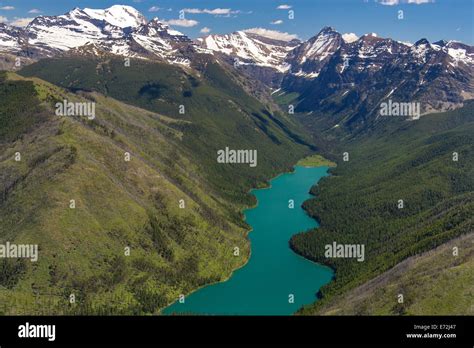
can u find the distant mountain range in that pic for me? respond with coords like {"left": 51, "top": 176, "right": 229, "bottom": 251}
{"left": 202, "top": 26, "right": 473, "bottom": 128}
{"left": 1, "top": 5, "right": 472, "bottom": 128}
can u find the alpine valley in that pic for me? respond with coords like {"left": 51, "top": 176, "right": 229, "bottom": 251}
{"left": 0, "top": 5, "right": 472, "bottom": 315}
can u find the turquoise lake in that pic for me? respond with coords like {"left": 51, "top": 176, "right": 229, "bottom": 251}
{"left": 163, "top": 165, "right": 334, "bottom": 315}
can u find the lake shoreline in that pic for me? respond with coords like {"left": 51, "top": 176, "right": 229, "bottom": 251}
{"left": 162, "top": 154, "right": 336, "bottom": 315}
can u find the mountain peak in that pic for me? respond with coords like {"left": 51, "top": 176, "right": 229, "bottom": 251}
{"left": 319, "top": 26, "right": 337, "bottom": 34}
{"left": 414, "top": 38, "right": 430, "bottom": 46}
{"left": 135, "top": 16, "right": 187, "bottom": 39}
{"left": 67, "top": 7, "right": 87, "bottom": 17}
{"left": 303, "top": 26, "right": 341, "bottom": 48}
{"left": 147, "top": 17, "right": 168, "bottom": 28}
{"left": 433, "top": 39, "right": 448, "bottom": 47}
{"left": 83, "top": 4, "right": 146, "bottom": 28}
{"left": 308, "top": 26, "right": 341, "bottom": 44}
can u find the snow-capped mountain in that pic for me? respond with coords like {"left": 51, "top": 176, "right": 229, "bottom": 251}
{"left": 82, "top": 5, "right": 146, "bottom": 28}
{"left": 290, "top": 33, "right": 473, "bottom": 127}
{"left": 0, "top": 4, "right": 472, "bottom": 120}
{"left": 0, "top": 23, "right": 28, "bottom": 53}
{"left": 199, "top": 25, "right": 473, "bottom": 115}
{"left": 0, "top": 5, "right": 193, "bottom": 64}
{"left": 197, "top": 29, "right": 301, "bottom": 87}
{"left": 200, "top": 25, "right": 473, "bottom": 81}
{"left": 27, "top": 7, "right": 113, "bottom": 53}
{"left": 432, "top": 40, "right": 474, "bottom": 66}
{"left": 286, "top": 26, "right": 344, "bottom": 79}
{"left": 198, "top": 29, "right": 300, "bottom": 73}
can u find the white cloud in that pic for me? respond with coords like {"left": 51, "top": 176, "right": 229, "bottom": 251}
{"left": 0, "top": 6, "right": 14, "bottom": 10}
{"left": 342, "top": 33, "right": 359, "bottom": 43}
{"left": 149, "top": 6, "right": 161, "bottom": 12}
{"left": 244, "top": 28, "right": 299, "bottom": 41}
{"left": 277, "top": 5, "right": 292, "bottom": 10}
{"left": 28, "top": 9, "right": 42, "bottom": 14}
{"left": 378, "top": 0, "right": 434, "bottom": 5}
{"left": 271, "top": 20, "right": 283, "bottom": 25}
{"left": 0, "top": 15, "right": 34, "bottom": 27}
{"left": 200, "top": 27, "right": 211, "bottom": 34}
{"left": 164, "top": 18, "right": 199, "bottom": 27}
{"left": 183, "top": 8, "right": 240, "bottom": 15}
{"left": 10, "top": 17, "right": 34, "bottom": 27}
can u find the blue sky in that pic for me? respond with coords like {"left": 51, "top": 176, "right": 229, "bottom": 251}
{"left": 0, "top": 0, "right": 472, "bottom": 44}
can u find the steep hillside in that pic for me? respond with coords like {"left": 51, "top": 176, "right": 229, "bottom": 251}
{"left": 19, "top": 54, "right": 314, "bottom": 204}
{"left": 0, "top": 69, "right": 310, "bottom": 315}
{"left": 315, "top": 232, "right": 474, "bottom": 315}
{"left": 290, "top": 102, "right": 474, "bottom": 314}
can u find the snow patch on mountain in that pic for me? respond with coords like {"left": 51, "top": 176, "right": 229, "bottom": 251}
{"left": 83, "top": 5, "right": 146, "bottom": 28}
{"left": 0, "top": 24, "right": 23, "bottom": 51}
{"left": 27, "top": 8, "right": 108, "bottom": 51}
{"left": 199, "top": 29, "right": 299, "bottom": 72}
{"left": 447, "top": 47, "right": 474, "bottom": 65}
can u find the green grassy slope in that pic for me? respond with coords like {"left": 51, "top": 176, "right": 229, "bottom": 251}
{"left": 0, "top": 69, "right": 310, "bottom": 315}
{"left": 290, "top": 103, "right": 474, "bottom": 314}
{"left": 297, "top": 154, "right": 336, "bottom": 168}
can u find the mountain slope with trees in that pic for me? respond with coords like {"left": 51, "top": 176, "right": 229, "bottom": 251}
{"left": 290, "top": 102, "right": 474, "bottom": 314}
